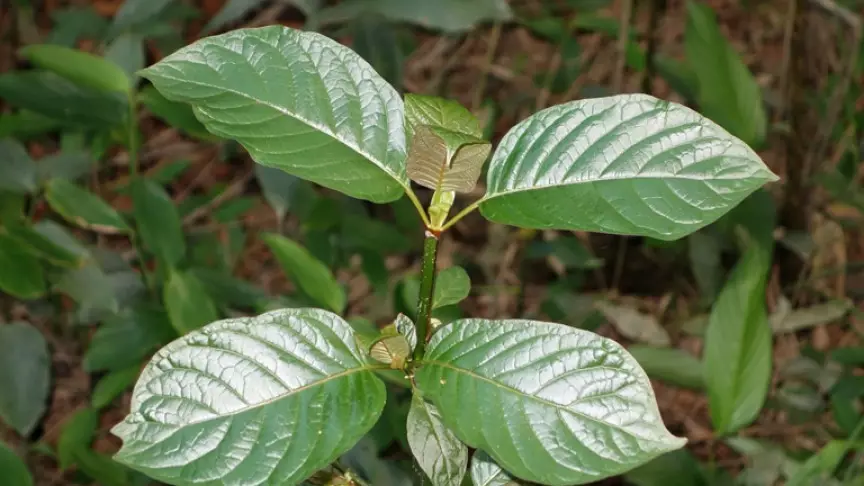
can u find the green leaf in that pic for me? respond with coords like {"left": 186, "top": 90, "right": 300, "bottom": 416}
{"left": 138, "top": 85, "right": 212, "bottom": 140}
{"left": 786, "top": 441, "right": 849, "bottom": 486}
{"left": 84, "top": 306, "right": 174, "bottom": 372}
{"left": 130, "top": 178, "right": 185, "bottom": 266}
{"left": 479, "top": 94, "right": 777, "bottom": 241}
{"left": 623, "top": 449, "right": 707, "bottom": 486}
{"left": 0, "top": 111, "right": 63, "bottom": 140}
{"left": 262, "top": 233, "right": 346, "bottom": 313}
{"left": 112, "top": 308, "right": 386, "bottom": 485}
{"left": 688, "top": 229, "right": 723, "bottom": 301}
{"left": 395, "top": 313, "right": 417, "bottom": 351}
{"left": 4, "top": 222, "right": 85, "bottom": 267}
{"left": 140, "top": 26, "right": 409, "bottom": 203}
{"left": 36, "top": 150, "right": 94, "bottom": 183}
{"left": 108, "top": 0, "right": 173, "bottom": 36}
{"left": 407, "top": 394, "right": 468, "bottom": 486}
{"left": 470, "top": 451, "right": 517, "bottom": 486}
{"left": 92, "top": 366, "right": 140, "bottom": 410}
{"left": 318, "top": 0, "right": 512, "bottom": 34}
{"left": 685, "top": 0, "right": 766, "bottom": 147}
{"left": 57, "top": 408, "right": 98, "bottom": 470}
{"left": 704, "top": 245, "right": 772, "bottom": 435}
{"left": 0, "top": 139, "right": 37, "bottom": 194}
{"left": 0, "top": 323, "right": 50, "bottom": 436}
{"left": 432, "top": 266, "right": 470, "bottom": 309}
{"left": 104, "top": 34, "right": 145, "bottom": 90}
{"left": 18, "top": 44, "right": 131, "bottom": 93}
{"left": 0, "top": 71, "right": 127, "bottom": 128}
{"left": 163, "top": 269, "right": 220, "bottom": 334}
{"left": 45, "top": 179, "right": 130, "bottom": 233}
{"left": 254, "top": 165, "right": 304, "bottom": 221}
{"left": 74, "top": 449, "right": 130, "bottom": 486}
{"left": 0, "top": 442, "right": 32, "bottom": 486}
{"left": 0, "top": 235, "right": 46, "bottom": 299}
{"left": 189, "top": 267, "right": 270, "bottom": 311}
{"left": 405, "top": 94, "right": 483, "bottom": 138}
{"left": 415, "top": 319, "right": 685, "bottom": 485}
{"left": 627, "top": 346, "right": 705, "bottom": 390}
{"left": 595, "top": 301, "right": 670, "bottom": 346}
{"left": 351, "top": 15, "right": 405, "bottom": 88}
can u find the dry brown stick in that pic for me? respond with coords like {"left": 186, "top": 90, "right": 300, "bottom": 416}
{"left": 181, "top": 169, "right": 255, "bottom": 226}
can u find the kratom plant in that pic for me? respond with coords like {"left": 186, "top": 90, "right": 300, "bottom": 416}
{"left": 112, "top": 26, "right": 778, "bottom": 486}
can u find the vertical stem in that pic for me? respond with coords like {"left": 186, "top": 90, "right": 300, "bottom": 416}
{"left": 126, "top": 94, "right": 154, "bottom": 293}
{"left": 414, "top": 230, "right": 439, "bottom": 360}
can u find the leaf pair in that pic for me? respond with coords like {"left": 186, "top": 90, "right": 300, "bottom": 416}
{"left": 141, "top": 26, "right": 777, "bottom": 240}
{"left": 113, "top": 310, "right": 684, "bottom": 486}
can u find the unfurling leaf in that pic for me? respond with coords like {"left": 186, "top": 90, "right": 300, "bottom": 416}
{"left": 394, "top": 313, "right": 417, "bottom": 351}
{"left": 405, "top": 94, "right": 483, "bottom": 139}
{"left": 369, "top": 334, "right": 411, "bottom": 369}
{"left": 140, "top": 26, "right": 409, "bottom": 203}
{"left": 415, "top": 319, "right": 685, "bottom": 485}
{"left": 407, "top": 125, "right": 490, "bottom": 193}
{"left": 407, "top": 394, "right": 468, "bottom": 486}
{"left": 112, "top": 308, "right": 386, "bottom": 485}
{"left": 479, "top": 94, "right": 778, "bottom": 241}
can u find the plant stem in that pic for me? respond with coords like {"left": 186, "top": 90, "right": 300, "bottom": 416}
{"left": 437, "top": 199, "right": 481, "bottom": 232}
{"left": 126, "top": 94, "right": 154, "bottom": 293}
{"left": 405, "top": 186, "right": 431, "bottom": 227}
{"left": 413, "top": 230, "right": 439, "bottom": 360}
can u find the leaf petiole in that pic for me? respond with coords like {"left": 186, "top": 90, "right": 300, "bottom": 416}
{"left": 437, "top": 199, "right": 482, "bottom": 232}
{"left": 404, "top": 186, "right": 431, "bottom": 228}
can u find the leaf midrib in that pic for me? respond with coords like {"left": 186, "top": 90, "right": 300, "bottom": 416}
{"left": 146, "top": 71, "right": 409, "bottom": 189}
{"left": 131, "top": 364, "right": 384, "bottom": 431}
{"left": 420, "top": 360, "right": 648, "bottom": 441}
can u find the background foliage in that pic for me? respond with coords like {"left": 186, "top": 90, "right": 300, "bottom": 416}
{"left": 0, "top": 0, "right": 863, "bottom": 485}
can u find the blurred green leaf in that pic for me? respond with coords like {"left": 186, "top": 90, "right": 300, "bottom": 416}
{"left": 341, "top": 216, "right": 413, "bottom": 254}
{"left": 705, "top": 245, "right": 772, "bottom": 435}
{"left": 432, "top": 266, "right": 470, "bottom": 309}
{"left": 108, "top": 0, "right": 174, "bottom": 37}
{"left": 36, "top": 150, "right": 93, "bottom": 183}
{"left": 163, "top": 269, "right": 220, "bottom": 335}
{"left": 83, "top": 306, "right": 174, "bottom": 372}
{"left": 255, "top": 165, "right": 304, "bottom": 222}
{"left": 0, "top": 441, "right": 33, "bottom": 486}
{"left": 203, "top": 0, "right": 267, "bottom": 33}
{"left": 688, "top": 229, "right": 723, "bottom": 302}
{"left": 262, "top": 233, "right": 346, "bottom": 313}
{"left": 104, "top": 34, "right": 145, "bottom": 90}
{"left": 628, "top": 346, "right": 705, "bottom": 390}
{"left": 351, "top": 15, "right": 404, "bottom": 88}
{"left": 19, "top": 44, "right": 131, "bottom": 94}
{"left": 596, "top": 301, "right": 671, "bottom": 346}
{"left": 4, "top": 222, "right": 84, "bottom": 267}
{"left": 45, "top": 179, "right": 130, "bottom": 233}
{"left": 685, "top": 0, "right": 766, "bottom": 147}
{"left": 361, "top": 250, "right": 389, "bottom": 295}
{"left": 130, "top": 178, "right": 185, "bottom": 267}
{"left": 0, "top": 139, "right": 37, "bottom": 194}
{"left": 0, "top": 235, "right": 46, "bottom": 299}
{"left": 771, "top": 301, "right": 850, "bottom": 335}
{"left": 189, "top": 267, "right": 270, "bottom": 311}
{"left": 527, "top": 236, "right": 603, "bottom": 270}
{"left": 787, "top": 441, "right": 850, "bottom": 486}
{"left": 624, "top": 449, "right": 707, "bottom": 486}
{"left": 0, "top": 323, "right": 50, "bottom": 436}
{"left": 57, "top": 408, "right": 98, "bottom": 470}
{"left": 0, "top": 111, "right": 62, "bottom": 139}
{"left": 74, "top": 448, "right": 130, "bottom": 486}
{"left": 0, "top": 71, "right": 127, "bottom": 128}
{"left": 831, "top": 347, "right": 864, "bottom": 366}
{"left": 92, "top": 366, "right": 139, "bottom": 410}
{"left": 138, "top": 85, "right": 212, "bottom": 140}
{"left": 47, "top": 6, "right": 108, "bottom": 47}
{"left": 319, "top": 0, "right": 512, "bottom": 33}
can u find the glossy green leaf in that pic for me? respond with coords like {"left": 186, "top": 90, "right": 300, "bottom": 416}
{"left": 318, "top": 0, "right": 512, "bottom": 33}
{"left": 163, "top": 269, "right": 220, "bottom": 335}
{"left": 262, "top": 233, "right": 346, "bottom": 313}
{"left": 19, "top": 44, "right": 130, "bottom": 93}
{"left": 0, "top": 235, "right": 46, "bottom": 299}
{"left": 627, "top": 346, "right": 705, "bottom": 390}
{"left": 112, "top": 308, "right": 386, "bottom": 485}
{"left": 0, "top": 442, "right": 33, "bottom": 486}
{"left": 0, "top": 139, "right": 37, "bottom": 194}
{"left": 140, "top": 26, "right": 409, "bottom": 203}
{"left": 0, "top": 323, "right": 50, "bottom": 436}
{"left": 479, "top": 94, "right": 777, "bottom": 241}
{"left": 704, "top": 245, "right": 772, "bottom": 435}
{"left": 130, "top": 178, "right": 185, "bottom": 266}
{"left": 395, "top": 313, "right": 417, "bottom": 351}
{"left": 58, "top": 408, "right": 98, "bottom": 470}
{"left": 0, "top": 71, "right": 127, "bottom": 128}
{"left": 432, "top": 266, "right": 470, "bottom": 309}
{"left": 471, "top": 451, "right": 517, "bottom": 486}
{"left": 92, "top": 366, "right": 140, "bottom": 410}
{"left": 4, "top": 222, "right": 85, "bottom": 267}
{"left": 685, "top": 0, "right": 766, "bottom": 147}
{"left": 407, "top": 125, "right": 490, "bottom": 193}
{"left": 84, "top": 307, "right": 174, "bottom": 372}
{"left": 415, "top": 319, "right": 685, "bottom": 485}
{"left": 407, "top": 394, "right": 468, "bottom": 486}
{"left": 45, "top": 179, "right": 130, "bottom": 233}
{"left": 138, "top": 85, "right": 212, "bottom": 140}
